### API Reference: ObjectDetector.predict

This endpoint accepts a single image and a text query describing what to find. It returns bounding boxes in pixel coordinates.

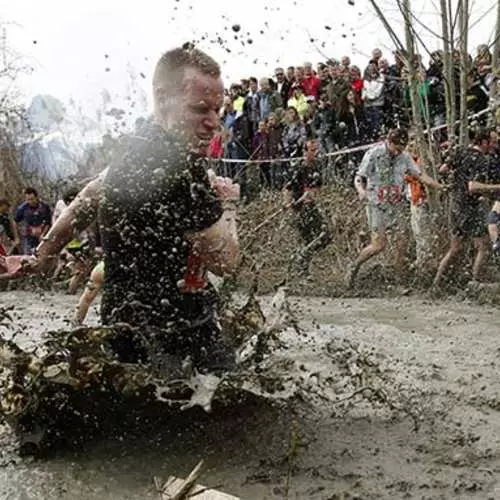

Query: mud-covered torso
[98,124,223,329]
[286,160,322,207]
[448,147,492,211]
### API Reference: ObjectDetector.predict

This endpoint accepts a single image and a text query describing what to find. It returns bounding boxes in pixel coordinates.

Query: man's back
[448,147,490,209]
[99,124,223,329]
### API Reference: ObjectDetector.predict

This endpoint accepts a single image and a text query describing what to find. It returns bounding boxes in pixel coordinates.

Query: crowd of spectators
[208,45,496,190]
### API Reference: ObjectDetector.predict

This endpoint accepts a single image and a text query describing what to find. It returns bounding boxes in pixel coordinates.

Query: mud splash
[0,288,417,455]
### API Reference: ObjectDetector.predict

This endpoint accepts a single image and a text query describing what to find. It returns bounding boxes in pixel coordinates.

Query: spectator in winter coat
[267,112,285,189]
[302,62,321,99]
[350,66,364,103]
[362,63,385,140]
[257,77,283,121]
[253,120,272,188]
[288,85,309,119]
[337,90,365,147]
[427,52,447,129]
[282,106,307,160]
[267,112,283,160]
[229,83,245,113]
[318,63,332,95]
[326,65,351,109]
[313,94,336,162]
[275,67,292,106]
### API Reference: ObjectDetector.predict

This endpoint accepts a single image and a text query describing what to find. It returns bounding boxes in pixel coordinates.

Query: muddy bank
[237,187,500,304]
[1,291,500,498]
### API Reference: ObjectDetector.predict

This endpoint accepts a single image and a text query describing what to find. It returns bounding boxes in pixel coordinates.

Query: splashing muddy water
[1,291,500,499]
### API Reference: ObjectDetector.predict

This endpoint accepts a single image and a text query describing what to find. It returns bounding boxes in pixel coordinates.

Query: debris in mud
[155,459,240,499]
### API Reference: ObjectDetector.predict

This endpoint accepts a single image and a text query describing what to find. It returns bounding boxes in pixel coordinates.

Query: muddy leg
[472,236,489,281]
[347,231,387,287]
[433,236,463,288]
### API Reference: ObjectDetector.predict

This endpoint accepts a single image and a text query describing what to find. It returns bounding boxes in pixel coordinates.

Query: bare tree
[0,22,32,204]
[491,0,500,125]
[368,0,438,170]
[440,0,457,141]
[458,0,469,145]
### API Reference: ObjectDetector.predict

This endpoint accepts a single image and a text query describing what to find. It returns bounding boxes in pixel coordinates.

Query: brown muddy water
[1,290,500,499]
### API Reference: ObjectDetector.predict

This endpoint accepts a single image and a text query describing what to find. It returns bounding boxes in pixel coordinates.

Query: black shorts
[293,203,330,245]
[449,204,488,238]
[108,316,235,373]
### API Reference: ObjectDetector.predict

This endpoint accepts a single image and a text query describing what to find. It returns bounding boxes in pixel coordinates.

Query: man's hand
[208,170,240,201]
[420,172,443,190]
[439,163,449,174]
[0,255,36,278]
[357,189,368,201]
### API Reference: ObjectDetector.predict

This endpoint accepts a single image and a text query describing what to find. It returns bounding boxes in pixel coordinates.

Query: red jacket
[207,134,224,159]
[302,75,320,99]
[352,79,363,102]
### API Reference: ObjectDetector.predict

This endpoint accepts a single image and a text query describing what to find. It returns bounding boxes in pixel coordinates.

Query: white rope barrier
[214,106,494,165]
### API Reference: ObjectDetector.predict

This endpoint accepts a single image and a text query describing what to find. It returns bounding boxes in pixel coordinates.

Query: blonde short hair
[152,43,220,113]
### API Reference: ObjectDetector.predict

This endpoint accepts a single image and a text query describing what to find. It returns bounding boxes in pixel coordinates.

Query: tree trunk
[492,0,500,126]
[458,0,469,146]
[443,0,458,143]
[440,0,453,140]
[401,0,430,161]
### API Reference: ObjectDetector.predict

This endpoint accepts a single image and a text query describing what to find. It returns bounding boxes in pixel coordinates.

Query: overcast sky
[0,0,497,120]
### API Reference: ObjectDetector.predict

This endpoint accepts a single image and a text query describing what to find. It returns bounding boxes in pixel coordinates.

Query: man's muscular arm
[186,174,240,276]
[34,169,107,266]
[188,204,240,275]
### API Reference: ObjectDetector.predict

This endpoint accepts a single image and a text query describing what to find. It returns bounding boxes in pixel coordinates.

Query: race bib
[177,251,208,293]
[377,184,402,205]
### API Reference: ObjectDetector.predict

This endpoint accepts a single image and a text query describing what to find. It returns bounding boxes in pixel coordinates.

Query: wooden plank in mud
[162,476,240,500]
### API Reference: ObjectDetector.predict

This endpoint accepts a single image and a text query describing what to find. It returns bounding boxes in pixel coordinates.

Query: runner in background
[433,128,500,289]
[347,128,442,288]
[283,138,331,276]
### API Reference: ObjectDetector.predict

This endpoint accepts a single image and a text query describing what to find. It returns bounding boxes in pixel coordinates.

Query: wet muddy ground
[1,290,500,499]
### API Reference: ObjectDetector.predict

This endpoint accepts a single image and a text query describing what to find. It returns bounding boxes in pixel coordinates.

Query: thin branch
[408,9,446,41]
[395,0,441,62]
[368,0,406,53]
[305,29,333,62]
[488,30,500,52]
[450,0,461,39]
[470,3,499,30]
[429,0,442,17]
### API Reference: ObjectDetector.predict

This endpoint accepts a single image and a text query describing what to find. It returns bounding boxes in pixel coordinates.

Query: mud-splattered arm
[34,169,108,266]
